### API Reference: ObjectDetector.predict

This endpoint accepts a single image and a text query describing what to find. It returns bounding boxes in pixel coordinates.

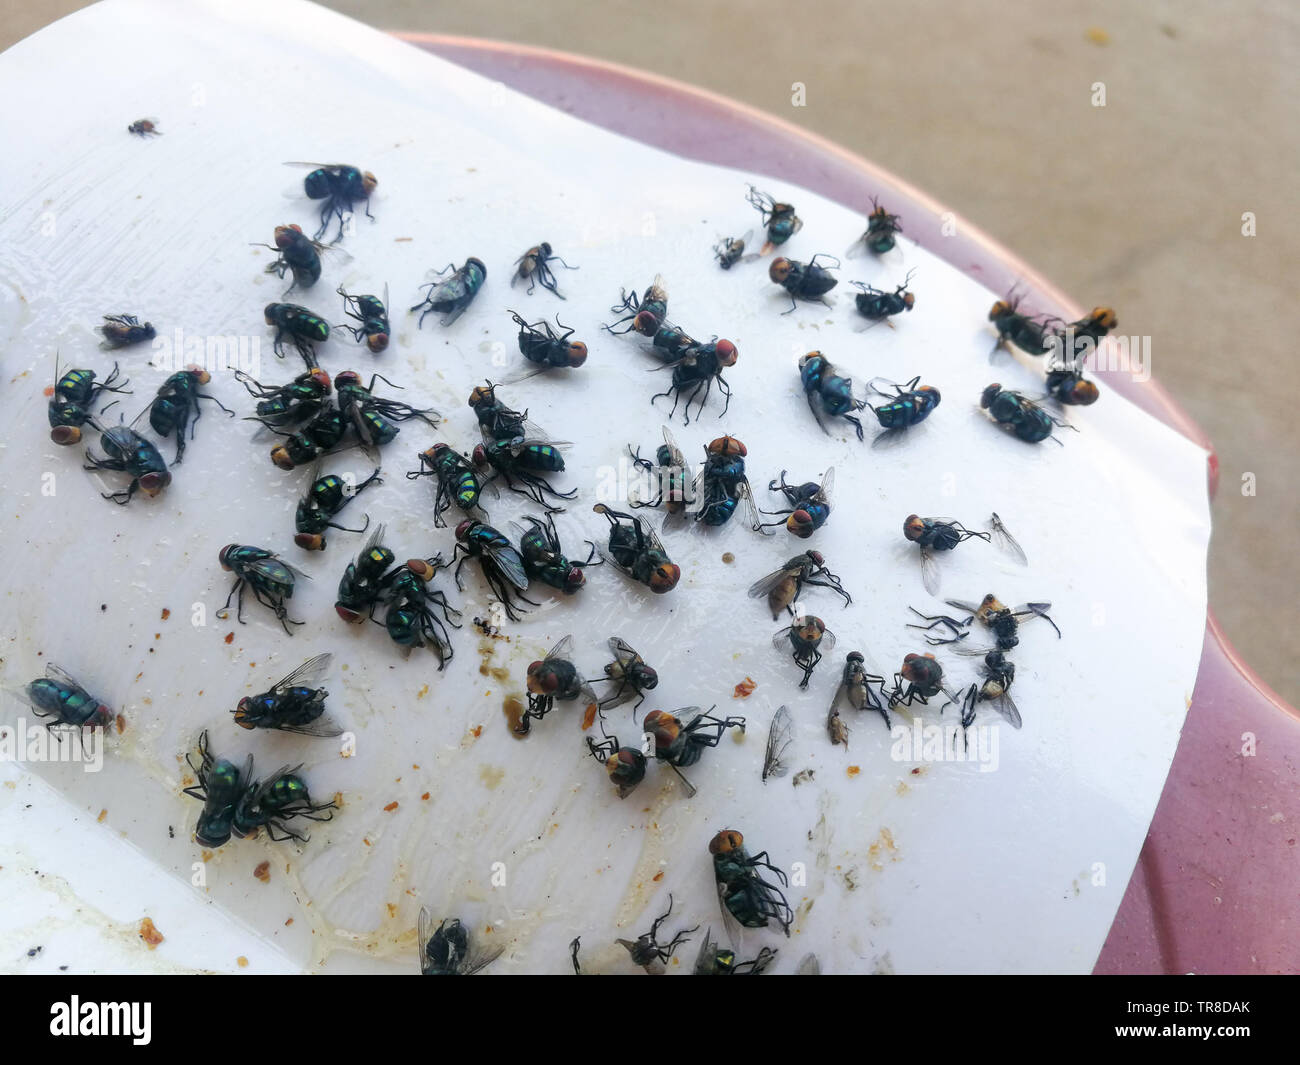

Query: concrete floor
[4,0,1296,706]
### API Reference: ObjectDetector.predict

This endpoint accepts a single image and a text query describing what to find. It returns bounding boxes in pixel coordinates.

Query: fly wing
[762,706,793,781]
[273,712,344,739]
[416,907,433,974]
[43,664,93,700]
[919,546,941,596]
[270,652,333,695]
[813,466,835,507]
[737,479,769,534]
[747,562,797,601]
[459,941,505,975]
[819,629,837,655]
[545,634,576,665]
[607,636,639,670]
[484,540,530,592]
[988,513,1029,566]
[994,691,1023,730]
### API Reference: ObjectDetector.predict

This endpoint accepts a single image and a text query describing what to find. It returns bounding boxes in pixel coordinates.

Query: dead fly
[519,634,599,734]
[233,652,342,737]
[851,269,916,327]
[643,707,746,797]
[337,284,390,353]
[951,649,1022,731]
[605,275,669,337]
[628,424,694,519]
[410,258,487,327]
[847,197,902,257]
[253,224,328,293]
[902,515,990,595]
[417,910,502,976]
[762,705,793,782]
[887,652,955,710]
[587,720,648,798]
[911,594,1060,652]
[774,616,834,689]
[287,162,377,243]
[714,231,759,270]
[592,504,681,594]
[830,651,891,737]
[127,117,161,137]
[616,895,698,974]
[502,311,588,383]
[293,463,383,551]
[597,636,659,713]
[144,365,235,464]
[747,550,851,620]
[768,255,839,314]
[988,512,1029,566]
[512,242,578,299]
[99,313,155,348]
[693,928,777,975]
[746,185,803,252]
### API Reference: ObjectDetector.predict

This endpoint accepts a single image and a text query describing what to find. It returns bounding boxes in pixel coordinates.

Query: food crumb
[237,956,249,968]
[224,632,234,644]
[285,918,294,926]
[384,801,399,812]
[161,608,170,620]
[97,809,107,823]
[847,766,860,777]
[733,677,757,699]
[721,552,734,564]
[652,871,664,882]
[115,714,126,734]
[138,917,164,949]
[253,861,270,882]
[421,792,430,801]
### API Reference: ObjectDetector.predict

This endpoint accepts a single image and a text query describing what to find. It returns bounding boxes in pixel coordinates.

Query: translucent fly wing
[771,628,795,653]
[459,941,505,975]
[660,425,687,469]
[270,652,332,694]
[483,540,530,592]
[737,480,769,534]
[607,636,641,669]
[919,546,941,596]
[988,513,1028,566]
[813,466,835,507]
[797,953,822,974]
[747,562,798,601]
[994,691,1023,730]
[762,705,793,781]
[274,712,344,739]
[818,629,837,655]
[417,907,434,974]
[543,635,576,665]
[43,663,94,700]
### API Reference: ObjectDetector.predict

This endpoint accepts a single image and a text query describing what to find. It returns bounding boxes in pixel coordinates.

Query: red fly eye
[454,520,472,541]
[335,604,363,623]
[471,445,487,465]
[566,568,585,590]
[903,293,915,309]
[367,334,389,353]
[634,310,660,335]
[715,339,738,365]
[311,369,332,392]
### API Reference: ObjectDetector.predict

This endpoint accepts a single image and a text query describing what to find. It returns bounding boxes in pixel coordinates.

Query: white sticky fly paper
[0,0,1210,975]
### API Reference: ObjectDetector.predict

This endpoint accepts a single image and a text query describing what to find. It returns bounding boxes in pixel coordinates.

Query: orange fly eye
[903,515,925,541]
[50,425,81,445]
[1091,307,1117,329]
[566,342,588,367]
[1073,380,1100,404]
[310,369,331,391]
[989,301,1009,319]
[367,334,389,353]
[709,829,744,855]
[715,339,738,365]
[469,387,488,406]
[650,564,680,593]
[294,533,324,551]
[361,172,378,194]
[405,559,434,581]
[186,366,212,384]
[903,292,915,309]
[633,310,660,336]
[769,258,792,283]
[234,699,255,728]
[271,446,294,470]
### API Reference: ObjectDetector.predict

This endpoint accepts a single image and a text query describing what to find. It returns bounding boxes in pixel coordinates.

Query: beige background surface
[3,0,1296,705]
